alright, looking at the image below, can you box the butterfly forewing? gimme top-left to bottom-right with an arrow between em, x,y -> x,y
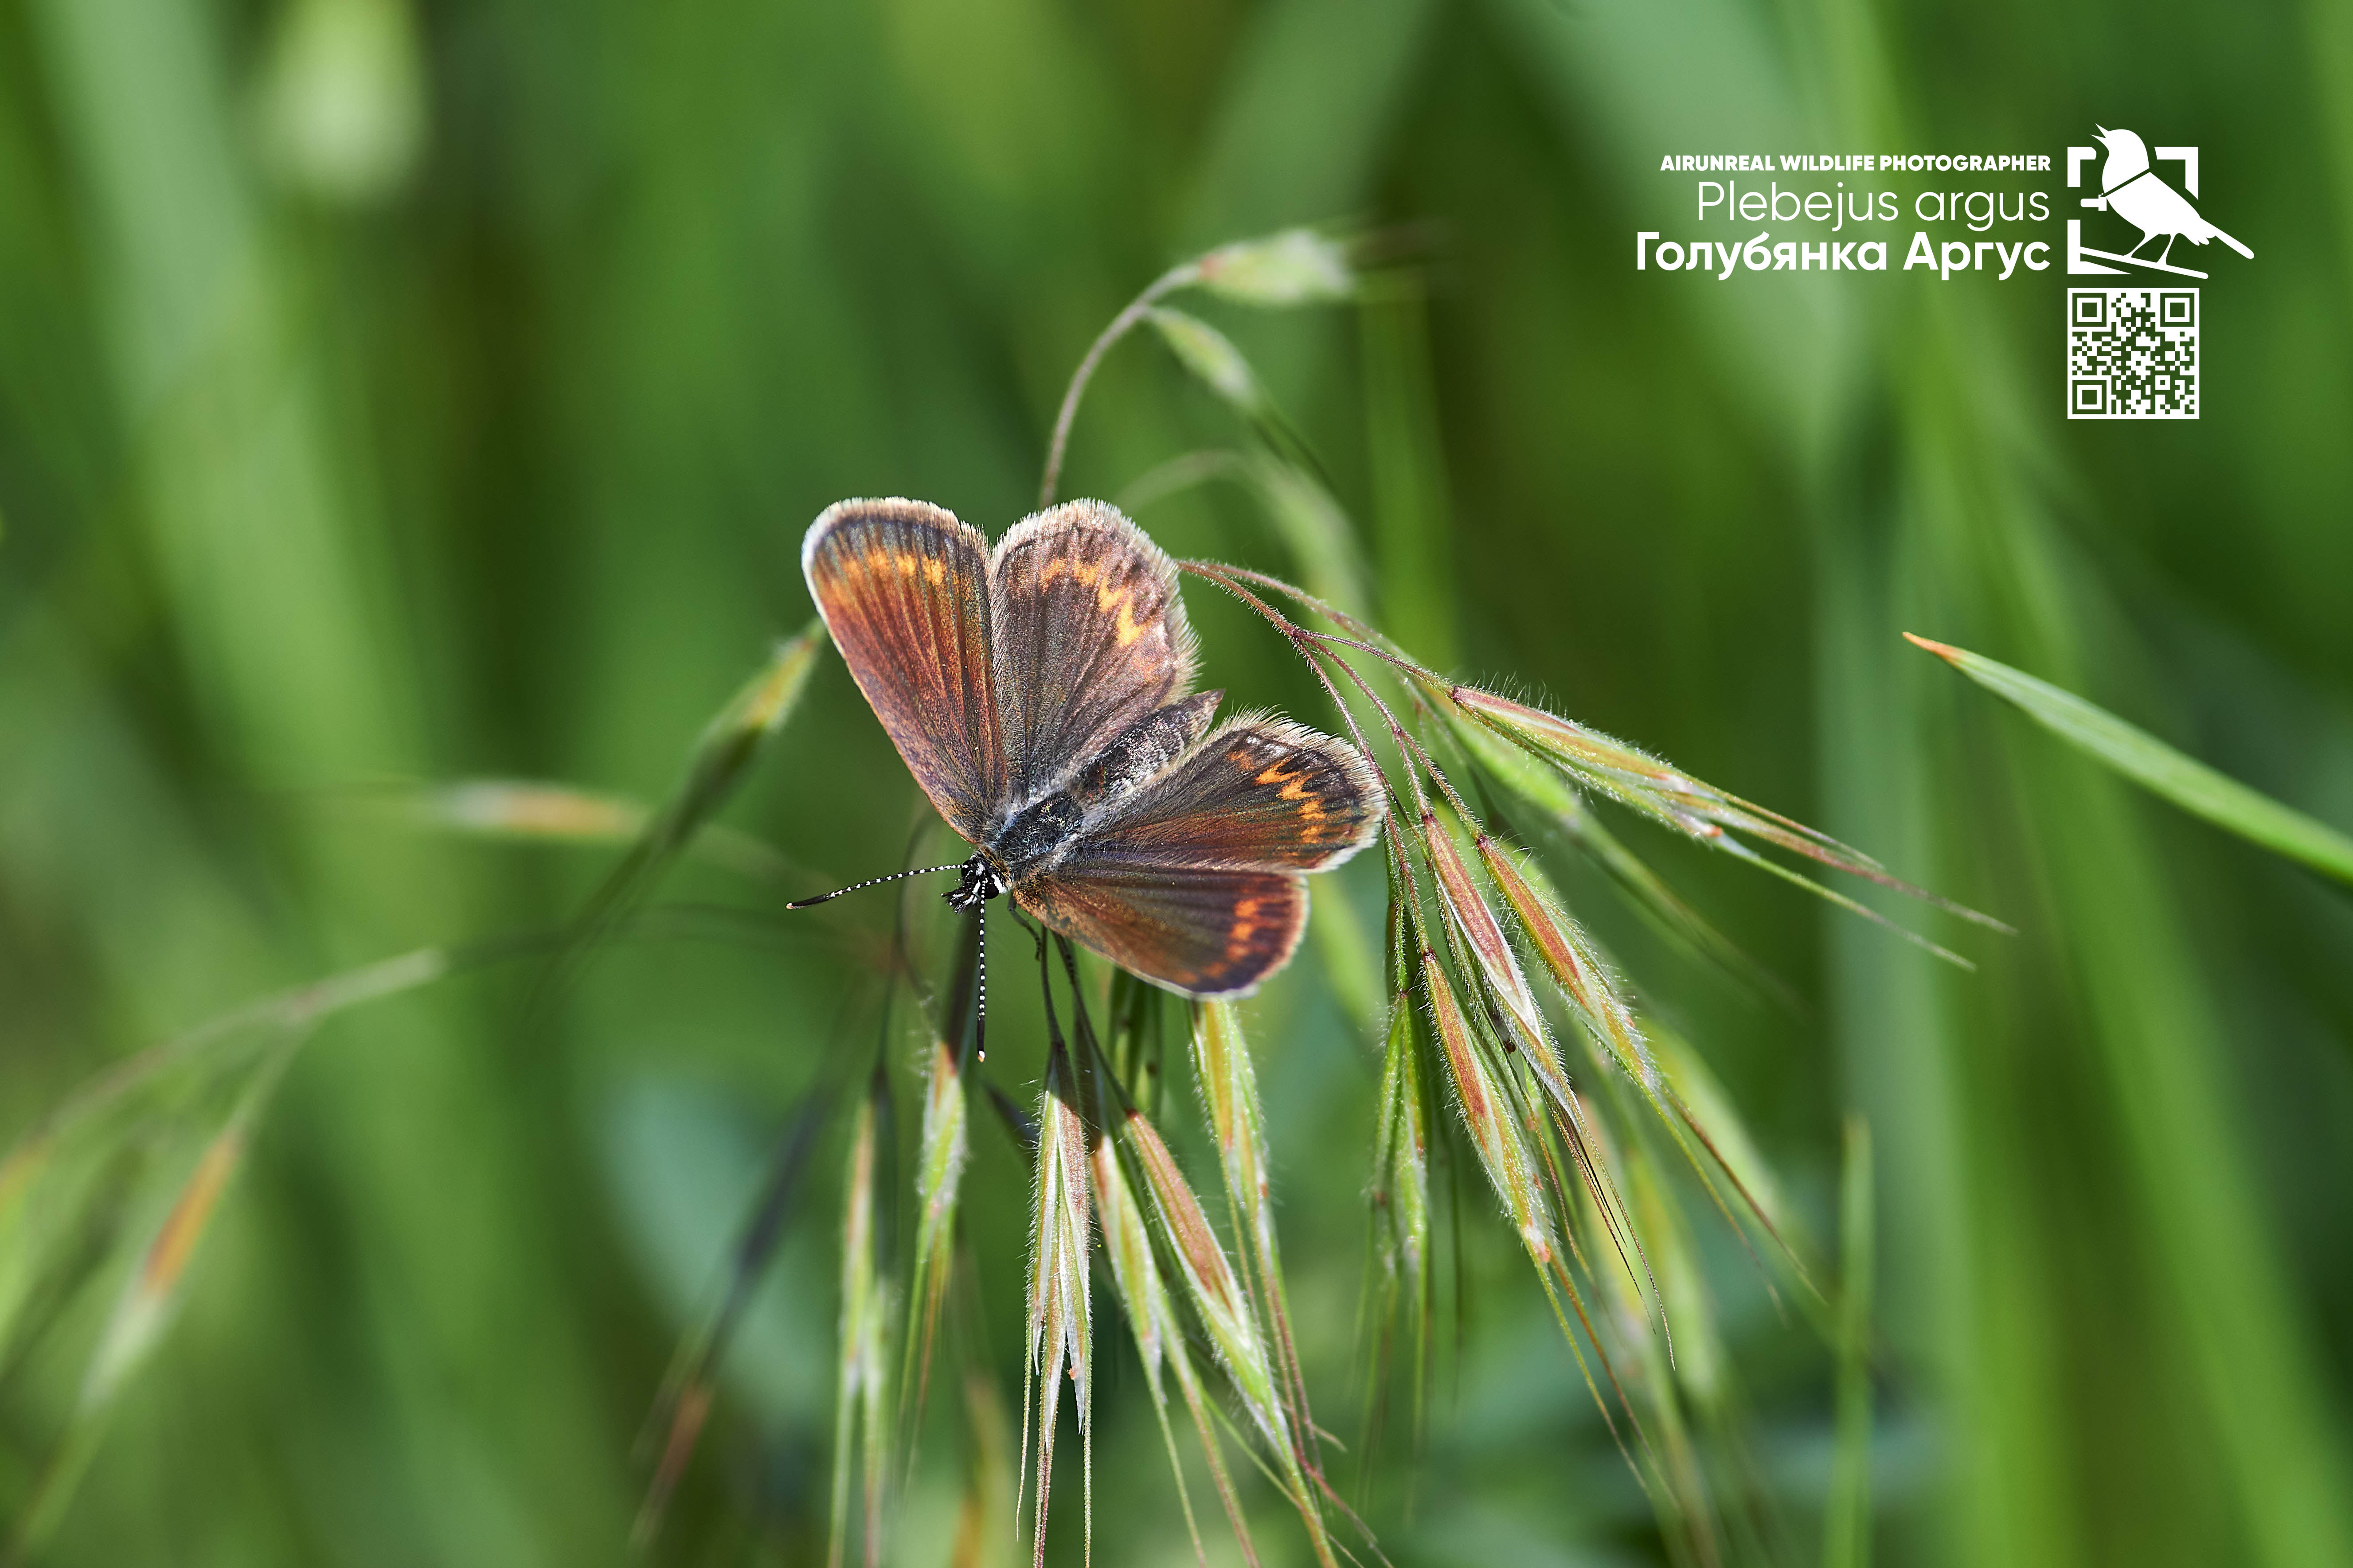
1015,864 -> 1305,1000
989,502 -> 1198,806
804,500 -> 1007,841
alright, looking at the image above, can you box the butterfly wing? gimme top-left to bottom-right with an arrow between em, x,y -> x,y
803,499 -> 1007,842
1012,717 -> 1384,997
1016,865 -> 1305,1000
989,501 -> 1198,806
1066,716 -> 1384,873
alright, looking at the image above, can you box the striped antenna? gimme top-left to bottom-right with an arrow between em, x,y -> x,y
783,862 -> 965,909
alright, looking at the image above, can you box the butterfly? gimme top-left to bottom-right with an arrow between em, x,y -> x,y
792,497 -> 1383,1046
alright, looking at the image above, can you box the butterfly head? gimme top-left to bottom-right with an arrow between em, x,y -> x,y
944,854 -> 1008,914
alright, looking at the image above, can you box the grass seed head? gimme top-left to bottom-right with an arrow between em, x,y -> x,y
1420,953 -> 1552,1264
1193,228 -> 1356,305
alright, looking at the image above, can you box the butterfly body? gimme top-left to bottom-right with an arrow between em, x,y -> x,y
805,498 -> 1381,999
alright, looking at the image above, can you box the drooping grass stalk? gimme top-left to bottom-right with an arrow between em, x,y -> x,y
633,1096 -> 829,1549
1040,228 -> 1358,507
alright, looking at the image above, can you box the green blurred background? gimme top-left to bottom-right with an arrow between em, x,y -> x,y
3,0 -> 2350,1562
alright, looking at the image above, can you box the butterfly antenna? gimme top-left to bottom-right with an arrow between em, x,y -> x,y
783,862 -> 965,909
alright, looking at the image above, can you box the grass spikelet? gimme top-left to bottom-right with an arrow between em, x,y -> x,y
1446,683 -> 2003,959
1022,1033 -> 1094,1567
1041,227 -> 1362,506
1419,952 -> 1552,1264
1067,1014 -> 1213,1568
1122,1103 -> 1326,1564
0,941 -> 465,1543
1475,833 -> 1653,1091
563,620 -> 827,971
903,1032 -> 970,1443
79,1041 -> 293,1414
399,779 -> 796,882
1418,924 -> 1661,1498
13,1034 -> 304,1556
1189,1002 -> 1335,1533
1193,227 -> 1356,305
1361,904 -> 1433,1468
830,1065 -> 894,1568
1439,693 -> 1786,999
1146,306 -> 1266,417
1418,807 -> 1655,1327
1416,805 -> 1544,1041
1121,1108 -> 1283,1450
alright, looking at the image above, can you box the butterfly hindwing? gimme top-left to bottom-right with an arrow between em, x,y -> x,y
1008,717 -> 1382,997
1013,863 -> 1305,1000
1067,716 -> 1384,873
804,499 -> 1007,842
989,502 -> 1198,806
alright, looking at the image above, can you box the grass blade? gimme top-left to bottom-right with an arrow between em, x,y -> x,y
1906,634 -> 2353,885
1824,1116 -> 1874,1568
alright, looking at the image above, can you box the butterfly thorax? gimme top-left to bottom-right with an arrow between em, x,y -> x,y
962,689 -> 1227,897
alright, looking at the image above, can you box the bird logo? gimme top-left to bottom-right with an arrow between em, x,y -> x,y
2071,126 -> 2251,278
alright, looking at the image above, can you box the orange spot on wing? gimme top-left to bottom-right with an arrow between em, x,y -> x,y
1255,763 -> 1298,786
1038,557 -> 1100,589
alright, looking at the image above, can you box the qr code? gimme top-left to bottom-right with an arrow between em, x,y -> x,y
2068,289 -> 2197,418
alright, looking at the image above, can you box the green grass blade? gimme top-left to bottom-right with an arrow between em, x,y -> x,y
1907,635 -> 2353,885
1824,1116 -> 1874,1568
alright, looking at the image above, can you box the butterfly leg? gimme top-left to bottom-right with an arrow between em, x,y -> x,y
974,906 -> 989,1063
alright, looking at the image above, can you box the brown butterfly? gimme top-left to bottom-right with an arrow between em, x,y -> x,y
791,498 -> 1382,1048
